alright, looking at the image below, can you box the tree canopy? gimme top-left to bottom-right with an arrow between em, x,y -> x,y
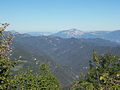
72,52 -> 120,90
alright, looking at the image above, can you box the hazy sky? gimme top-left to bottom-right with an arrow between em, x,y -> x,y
0,0 -> 120,32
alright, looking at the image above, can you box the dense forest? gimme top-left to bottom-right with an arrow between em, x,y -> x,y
0,23 -> 120,90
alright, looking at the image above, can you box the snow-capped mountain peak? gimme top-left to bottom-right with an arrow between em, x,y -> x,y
53,28 -> 85,38
59,28 -> 84,35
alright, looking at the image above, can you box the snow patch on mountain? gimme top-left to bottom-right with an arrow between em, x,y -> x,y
53,28 -> 85,38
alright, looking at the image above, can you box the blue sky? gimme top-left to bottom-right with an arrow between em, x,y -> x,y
0,0 -> 120,32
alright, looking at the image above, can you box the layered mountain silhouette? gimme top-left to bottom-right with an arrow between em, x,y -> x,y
7,30 -> 120,88
22,28 -> 120,43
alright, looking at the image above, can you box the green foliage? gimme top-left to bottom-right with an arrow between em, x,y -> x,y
72,52 -> 120,90
0,57 -> 15,90
0,23 -> 15,89
11,63 -> 60,90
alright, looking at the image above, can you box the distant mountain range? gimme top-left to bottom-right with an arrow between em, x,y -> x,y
26,32 -> 53,36
12,28 -> 120,43
52,29 -> 120,43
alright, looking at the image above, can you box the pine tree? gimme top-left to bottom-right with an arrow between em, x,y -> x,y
72,52 -> 120,90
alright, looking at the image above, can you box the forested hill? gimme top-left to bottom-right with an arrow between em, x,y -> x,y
10,32 -> 120,87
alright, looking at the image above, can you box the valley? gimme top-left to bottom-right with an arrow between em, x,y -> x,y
10,30 -> 120,88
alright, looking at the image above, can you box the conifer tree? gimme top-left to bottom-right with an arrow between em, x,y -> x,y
72,52 -> 120,90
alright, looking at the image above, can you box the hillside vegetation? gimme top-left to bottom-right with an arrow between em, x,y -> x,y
0,23 -> 60,90
0,23 -> 120,89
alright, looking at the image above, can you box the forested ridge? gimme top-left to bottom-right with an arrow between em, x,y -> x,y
0,23 -> 120,89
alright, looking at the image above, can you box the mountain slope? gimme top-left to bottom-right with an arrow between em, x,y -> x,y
10,32 -> 120,88
12,41 -> 77,87
24,29 -> 120,43
13,34 -> 120,74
